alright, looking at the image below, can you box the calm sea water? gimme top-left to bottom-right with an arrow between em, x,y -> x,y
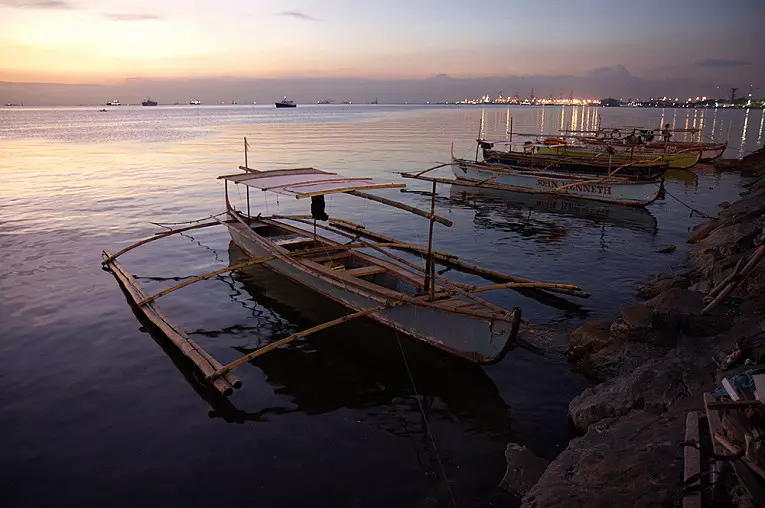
1,104 -> 762,507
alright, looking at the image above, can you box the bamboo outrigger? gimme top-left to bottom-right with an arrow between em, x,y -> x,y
101,147 -> 590,395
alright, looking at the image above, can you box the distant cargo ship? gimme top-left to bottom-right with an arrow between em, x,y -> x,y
142,98 -> 158,106
275,97 -> 296,108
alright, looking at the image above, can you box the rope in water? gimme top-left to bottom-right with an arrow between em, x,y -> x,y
657,182 -> 715,219
394,330 -> 458,508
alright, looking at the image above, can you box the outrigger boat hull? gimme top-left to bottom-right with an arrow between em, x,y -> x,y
227,216 -> 519,364
450,158 -> 662,207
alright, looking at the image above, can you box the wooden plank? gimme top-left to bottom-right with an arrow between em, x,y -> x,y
754,374 -> 765,403
722,378 -> 741,401
342,266 -> 387,277
704,392 -> 722,485
294,183 -> 407,199
102,250 -> 236,395
706,400 -> 761,409
308,252 -> 353,263
683,411 -> 702,508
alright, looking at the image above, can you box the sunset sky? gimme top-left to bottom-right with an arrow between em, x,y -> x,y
1,0 -> 763,85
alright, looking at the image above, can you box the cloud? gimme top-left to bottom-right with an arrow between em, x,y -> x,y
0,0 -> 74,8
102,12 -> 161,21
695,58 -> 751,68
276,11 -> 318,21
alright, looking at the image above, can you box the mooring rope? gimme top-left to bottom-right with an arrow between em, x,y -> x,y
394,330 -> 458,508
658,183 -> 715,219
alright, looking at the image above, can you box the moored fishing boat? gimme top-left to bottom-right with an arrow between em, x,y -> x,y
480,141 -> 669,179
535,143 -> 701,169
101,146 -> 590,395
567,127 -> 728,162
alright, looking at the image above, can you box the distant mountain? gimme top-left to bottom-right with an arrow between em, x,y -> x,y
0,66 -> 738,106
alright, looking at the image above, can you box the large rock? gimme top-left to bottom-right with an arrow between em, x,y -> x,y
522,411 -> 685,508
575,340 -> 667,381
636,273 -> 691,299
568,355 -> 697,432
609,303 -> 655,343
688,219 -> 721,243
499,443 -> 550,497
565,320 -> 614,362
689,221 -> 760,278
646,288 -> 733,337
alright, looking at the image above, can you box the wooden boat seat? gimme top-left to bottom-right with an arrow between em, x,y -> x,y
308,252 -> 352,263
342,266 -> 387,277
272,234 -> 312,247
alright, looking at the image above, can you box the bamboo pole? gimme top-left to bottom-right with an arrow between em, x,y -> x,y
412,162 -> 450,178
347,190 -> 453,227
425,180 -> 437,299
702,244 -> 765,315
102,251 -> 235,395
468,281 -> 584,294
206,303 -> 399,381
138,256 -> 278,307
101,220 -> 226,265
291,215 -> 590,299
244,137 -> 250,216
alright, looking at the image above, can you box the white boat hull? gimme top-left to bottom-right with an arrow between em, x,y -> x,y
227,220 -> 518,364
450,160 -> 661,206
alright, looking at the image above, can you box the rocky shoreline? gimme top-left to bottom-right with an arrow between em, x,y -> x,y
511,149 -> 765,507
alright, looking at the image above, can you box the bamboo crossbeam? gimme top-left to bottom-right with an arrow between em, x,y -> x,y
468,281 -> 584,294
102,250 -> 236,396
138,257 -> 277,306
347,190 -> 453,227
101,220 -> 226,265
281,215 -> 590,299
295,183 -> 406,199
413,162 -> 450,178
206,303 -> 399,381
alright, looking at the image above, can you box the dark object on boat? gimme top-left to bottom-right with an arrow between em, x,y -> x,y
311,195 -> 329,221
142,98 -> 158,106
98,109 -> 107,112
275,97 -> 296,108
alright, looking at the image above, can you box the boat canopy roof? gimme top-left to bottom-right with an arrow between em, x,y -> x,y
219,168 -> 405,199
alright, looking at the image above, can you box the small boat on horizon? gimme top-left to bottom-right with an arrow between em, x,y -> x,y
189,99 -> 201,105
142,98 -> 158,106
275,97 -> 297,108
106,99 -> 121,106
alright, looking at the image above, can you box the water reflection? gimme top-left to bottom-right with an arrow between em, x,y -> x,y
446,185 -> 658,236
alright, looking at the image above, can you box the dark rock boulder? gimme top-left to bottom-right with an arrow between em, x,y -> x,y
575,340 -> 667,381
565,320 -> 613,362
568,355 -> 695,432
688,219 -> 721,244
610,303 -> 654,343
499,443 -> 550,497
522,411 -> 685,508
646,288 -> 733,337
636,273 -> 691,299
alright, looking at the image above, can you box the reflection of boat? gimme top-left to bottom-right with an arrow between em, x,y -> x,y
447,184 -> 658,234
141,98 -> 158,106
663,169 -> 699,188
275,97 -> 297,108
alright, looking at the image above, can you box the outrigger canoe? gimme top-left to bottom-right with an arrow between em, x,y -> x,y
101,160 -> 590,396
